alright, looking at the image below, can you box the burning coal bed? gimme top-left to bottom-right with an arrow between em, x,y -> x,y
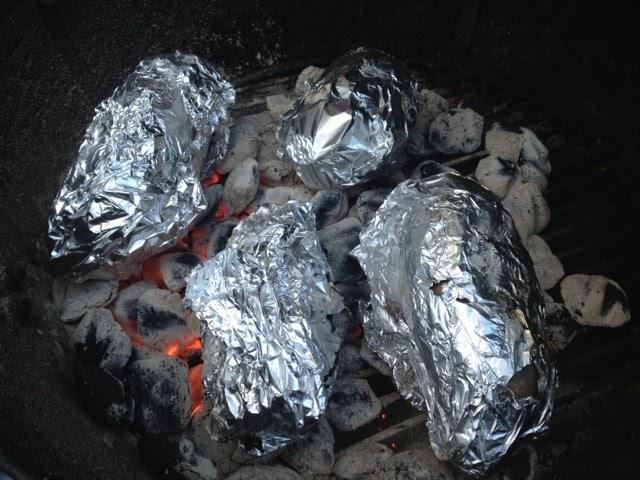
52,63 -> 631,480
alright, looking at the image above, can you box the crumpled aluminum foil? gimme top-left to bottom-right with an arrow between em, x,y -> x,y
352,173 -> 555,476
278,48 -> 417,189
184,201 -> 344,454
49,52 -> 235,277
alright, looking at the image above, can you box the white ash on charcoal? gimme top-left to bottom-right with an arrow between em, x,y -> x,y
526,235 -> 565,290
257,125 -> 280,165
475,124 -> 551,198
282,417 -> 335,475
326,377 -> 382,431
227,464 -> 301,480
407,88 -> 449,156
223,157 -> 260,215
330,310 -> 359,340
355,188 -> 392,226
112,281 -> 155,326
294,65 -> 325,95
189,217 -> 239,259
542,293 -> 578,353
138,434 -> 216,480
409,159 -> 457,180
259,159 -> 297,186
53,273 -> 118,322
127,354 -> 192,433
363,447 -> 457,480
245,184 -> 317,215
336,344 -> 365,377
75,362 -> 133,426
333,442 -> 393,480
318,217 -> 364,283
266,93 -> 297,120
137,288 -> 197,348
560,274 -> 631,328
429,107 -> 484,155
187,409 -> 240,476
312,189 -> 349,229
217,116 -> 260,174
360,340 -> 392,377
501,180 -> 551,240
158,252 -> 203,292
73,308 -> 132,376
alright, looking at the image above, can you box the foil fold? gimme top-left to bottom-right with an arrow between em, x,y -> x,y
184,201 -> 344,454
278,48 -> 417,189
49,52 -> 235,277
352,173 -> 555,476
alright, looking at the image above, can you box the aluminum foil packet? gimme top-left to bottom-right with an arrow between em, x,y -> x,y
184,201 -> 344,454
352,173 -> 555,476
278,48 -> 418,189
49,52 -> 235,277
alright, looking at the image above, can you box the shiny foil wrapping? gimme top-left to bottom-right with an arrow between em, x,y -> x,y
49,52 -> 235,277
352,173 -> 555,476
278,48 -> 417,189
184,201 -> 344,454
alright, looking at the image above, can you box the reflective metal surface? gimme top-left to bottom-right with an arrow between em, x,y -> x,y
352,173 -> 555,476
278,48 -> 417,189
49,52 -> 234,277
185,201 -> 344,455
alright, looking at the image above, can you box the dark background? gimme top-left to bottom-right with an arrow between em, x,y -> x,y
1,1 -> 639,479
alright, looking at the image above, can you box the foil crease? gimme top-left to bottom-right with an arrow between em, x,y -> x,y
49,52 -> 235,277
352,173 -> 555,476
278,48 -> 417,189
184,201 -> 344,454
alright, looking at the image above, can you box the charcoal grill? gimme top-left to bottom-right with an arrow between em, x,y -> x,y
1,1 -> 639,479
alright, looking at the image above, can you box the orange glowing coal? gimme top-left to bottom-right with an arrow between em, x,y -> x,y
213,200 -> 227,219
164,337 -> 203,359
189,363 -> 204,415
190,226 -> 209,260
201,170 -> 221,188
141,256 -> 164,287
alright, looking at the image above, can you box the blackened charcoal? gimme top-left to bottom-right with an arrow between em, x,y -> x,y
207,219 -> 239,258
409,160 -> 458,180
318,217 -> 364,282
336,344 -> 365,376
203,184 -> 223,212
137,288 -> 192,348
112,281 -> 155,325
543,294 -> 578,353
159,252 -> 203,292
335,280 -> 371,307
227,465 -> 301,480
75,362 -> 133,426
429,108 -> 484,155
560,274 -> 631,328
312,189 -> 348,229
487,444 -> 537,480
128,355 -> 191,433
138,434 -> 216,480
223,157 -> 259,215
217,117 -> 259,174
259,159 -> 297,186
283,417 -> 335,475
326,377 -> 381,431
355,189 -> 392,226
333,442 -> 393,480
74,308 -> 132,376
53,275 -> 118,322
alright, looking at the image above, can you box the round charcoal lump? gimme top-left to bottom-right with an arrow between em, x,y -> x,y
429,108 -> 484,154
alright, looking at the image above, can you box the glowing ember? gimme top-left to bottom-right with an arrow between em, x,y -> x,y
201,170 -> 221,187
164,337 -> 203,360
213,200 -> 227,219
391,441 -> 398,449
189,363 -> 204,414
190,226 -> 209,260
141,256 -> 164,287
380,411 -> 388,420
